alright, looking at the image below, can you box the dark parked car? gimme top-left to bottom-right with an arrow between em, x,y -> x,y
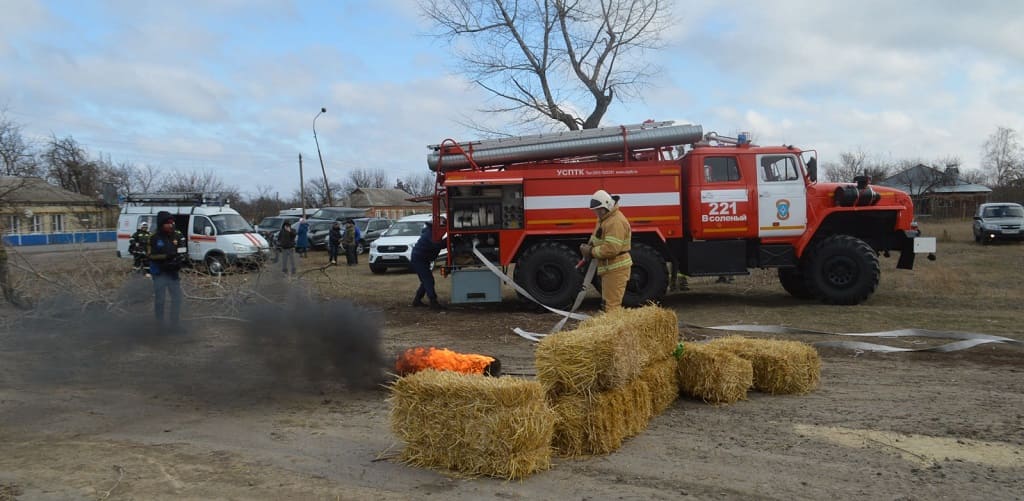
311,207 -> 368,222
306,218 -> 335,249
351,217 -> 393,253
255,215 -> 299,244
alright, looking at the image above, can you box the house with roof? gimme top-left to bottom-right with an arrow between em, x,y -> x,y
0,176 -> 117,243
347,187 -> 430,220
876,165 -> 991,219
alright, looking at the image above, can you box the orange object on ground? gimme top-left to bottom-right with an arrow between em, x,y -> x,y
395,347 -> 500,376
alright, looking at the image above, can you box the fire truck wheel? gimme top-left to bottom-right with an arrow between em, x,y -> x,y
513,241 -> 583,309
369,263 -> 388,274
206,254 -> 226,276
777,267 -> 814,299
621,243 -> 668,307
804,235 -> 880,305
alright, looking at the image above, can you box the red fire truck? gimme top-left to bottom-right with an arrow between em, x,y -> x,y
427,121 -> 936,307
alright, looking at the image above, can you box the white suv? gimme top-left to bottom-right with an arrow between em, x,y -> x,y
368,213 -> 446,273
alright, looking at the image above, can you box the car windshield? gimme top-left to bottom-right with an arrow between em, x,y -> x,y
258,217 -> 286,229
354,219 -> 370,232
211,214 -> 254,234
983,206 -> 1024,218
312,208 -> 365,220
310,221 -> 333,231
383,221 -> 425,237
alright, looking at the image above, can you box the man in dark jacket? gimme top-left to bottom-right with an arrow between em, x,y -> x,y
149,211 -> 185,332
341,219 -> 362,266
327,221 -> 342,265
278,221 -> 297,274
410,218 -> 446,309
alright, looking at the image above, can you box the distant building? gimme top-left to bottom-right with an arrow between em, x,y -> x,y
876,165 -> 991,219
348,188 -> 430,219
0,176 -> 116,234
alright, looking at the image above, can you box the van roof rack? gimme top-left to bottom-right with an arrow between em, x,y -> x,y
125,192 -> 227,207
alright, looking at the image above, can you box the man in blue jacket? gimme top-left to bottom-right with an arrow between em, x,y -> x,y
410,218 -> 446,309
148,211 -> 185,333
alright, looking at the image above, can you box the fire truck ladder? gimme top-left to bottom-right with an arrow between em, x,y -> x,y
427,121 -> 703,172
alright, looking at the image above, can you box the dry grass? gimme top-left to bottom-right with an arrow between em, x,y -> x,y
706,336 -> 821,395
550,377 -> 652,457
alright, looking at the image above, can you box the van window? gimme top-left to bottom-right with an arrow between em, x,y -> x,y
193,216 -> 215,236
704,157 -> 740,183
209,213 -> 252,234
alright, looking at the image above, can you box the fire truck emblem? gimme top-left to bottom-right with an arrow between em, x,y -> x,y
776,199 -> 791,220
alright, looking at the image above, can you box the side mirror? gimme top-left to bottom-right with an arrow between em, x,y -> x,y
806,157 -> 818,182
973,216 -> 981,221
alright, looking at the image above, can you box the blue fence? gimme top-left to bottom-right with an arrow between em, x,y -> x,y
3,230 -> 117,246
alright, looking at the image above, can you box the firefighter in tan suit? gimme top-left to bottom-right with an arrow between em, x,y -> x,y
579,190 -> 632,311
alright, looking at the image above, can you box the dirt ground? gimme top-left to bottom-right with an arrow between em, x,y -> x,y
1,234 -> 1022,500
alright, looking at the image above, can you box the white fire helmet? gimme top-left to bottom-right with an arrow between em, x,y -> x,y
589,190 -> 614,211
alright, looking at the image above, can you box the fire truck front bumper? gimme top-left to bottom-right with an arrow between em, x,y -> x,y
896,230 -> 937,269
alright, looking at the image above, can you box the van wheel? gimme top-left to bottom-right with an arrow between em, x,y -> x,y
369,263 -> 388,274
206,255 -> 227,276
804,235 -> 879,305
513,241 -> 582,309
357,242 -> 366,254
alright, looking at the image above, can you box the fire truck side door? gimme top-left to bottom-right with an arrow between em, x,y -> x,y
694,155 -> 755,240
755,154 -> 806,238
190,215 -> 214,259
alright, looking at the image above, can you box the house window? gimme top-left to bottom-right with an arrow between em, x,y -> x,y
51,214 -> 65,232
5,216 -> 20,234
31,215 -> 42,233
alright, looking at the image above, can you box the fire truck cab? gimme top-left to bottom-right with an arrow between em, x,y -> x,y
428,122 -> 936,307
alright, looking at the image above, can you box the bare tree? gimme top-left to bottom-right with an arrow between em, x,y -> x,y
0,177 -> 31,308
43,134 -> 102,196
981,126 -> 1024,188
340,167 -> 391,197
396,171 -> 437,197
421,0 -> 671,130
161,170 -> 241,202
822,150 -> 892,183
0,110 -> 40,177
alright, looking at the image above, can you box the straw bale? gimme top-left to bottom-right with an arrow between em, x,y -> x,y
707,336 -> 821,395
389,370 -> 555,479
639,356 -> 680,415
537,305 -> 679,397
550,378 -> 653,457
676,343 -> 753,404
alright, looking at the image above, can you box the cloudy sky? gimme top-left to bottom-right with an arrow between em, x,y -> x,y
2,0 -> 1021,197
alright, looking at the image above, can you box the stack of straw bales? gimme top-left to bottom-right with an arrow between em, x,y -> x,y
708,336 -> 820,394
536,305 -> 680,456
389,370 -> 555,479
676,335 -> 821,404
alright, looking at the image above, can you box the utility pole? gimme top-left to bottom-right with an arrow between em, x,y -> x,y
299,154 -> 306,218
313,108 -> 334,206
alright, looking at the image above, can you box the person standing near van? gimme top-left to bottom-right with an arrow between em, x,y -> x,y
327,221 -> 343,265
296,218 -> 310,257
148,211 -> 185,332
342,219 -> 362,266
129,221 -> 151,273
278,221 -> 297,275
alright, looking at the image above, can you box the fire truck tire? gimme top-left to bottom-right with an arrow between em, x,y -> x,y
206,254 -> 226,276
513,241 -> 583,309
369,263 -> 388,274
590,243 -> 668,307
778,267 -> 814,299
621,243 -> 668,306
804,235 -> 879,305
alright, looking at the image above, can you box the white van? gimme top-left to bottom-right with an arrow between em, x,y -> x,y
116,193 -> 271,274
